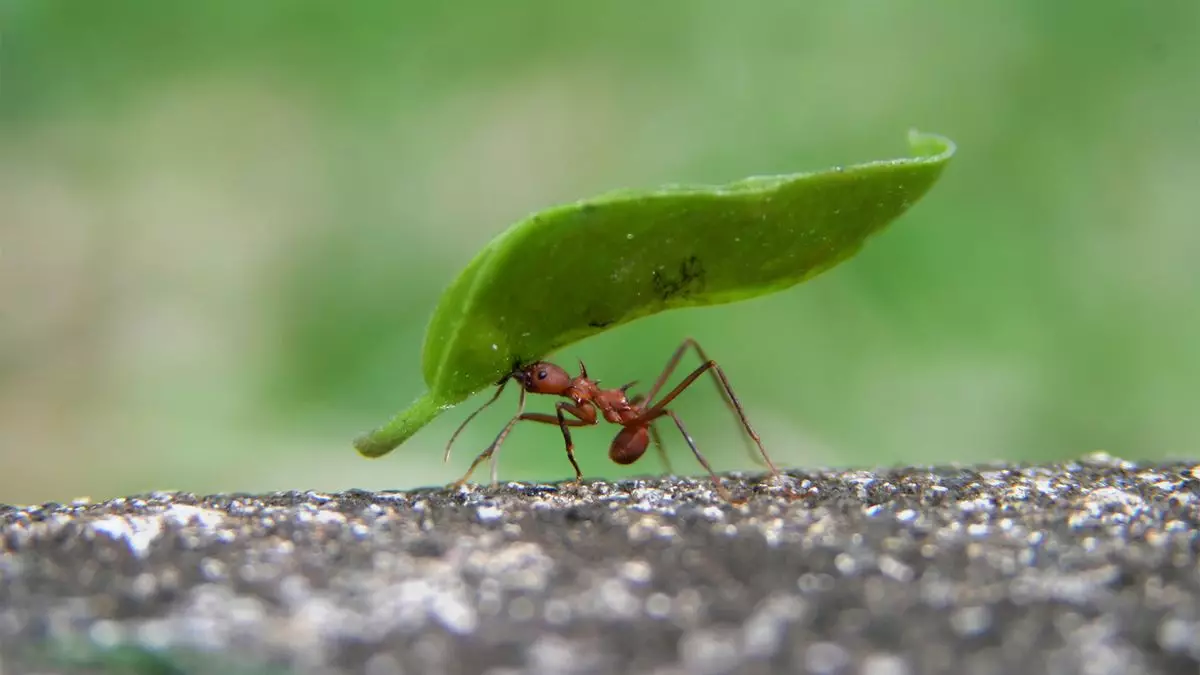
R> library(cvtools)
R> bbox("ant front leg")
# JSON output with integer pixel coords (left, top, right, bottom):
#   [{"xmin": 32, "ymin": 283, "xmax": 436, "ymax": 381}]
[
  {"xmin": 488, "ymin": 402, "xmax": 597, "ymax": 484},
  {"xmin": 444, "ymin": 376, "xmax": 511, "ymax": 464},
  {"xmin": 453, "ymin": 388, "xmax": 527, "ymax": 489},
  {"xmin": 552, "ymin": 401, "xmax": 596, "ymax": 483},
  {"xmin": 453, "ymin": 399, "xmax": 595, "ymax": 488}
]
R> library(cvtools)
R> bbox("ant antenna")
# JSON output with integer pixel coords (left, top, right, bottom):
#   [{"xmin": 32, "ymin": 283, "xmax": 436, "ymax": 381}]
[{"xmin": 444, "ymin": 375, "xmax": 512, "ymax": 463}]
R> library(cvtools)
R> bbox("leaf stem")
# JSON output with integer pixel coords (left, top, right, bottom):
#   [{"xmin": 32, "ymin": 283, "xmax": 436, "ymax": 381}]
[{"xmin": 353, "ymin": 391, "xmax": 449, "ymax": 457}]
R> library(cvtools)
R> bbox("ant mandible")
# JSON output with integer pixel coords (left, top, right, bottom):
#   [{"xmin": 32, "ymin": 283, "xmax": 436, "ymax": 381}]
[{"xmin": 444, "ymin": 338, "xmax": 781, "ymax": 502}]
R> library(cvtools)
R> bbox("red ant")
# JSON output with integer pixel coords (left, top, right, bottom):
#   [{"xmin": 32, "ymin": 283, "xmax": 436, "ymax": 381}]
[{"xmin": 444, "ymin": 338, "xmax": 782, "ymax": 502}]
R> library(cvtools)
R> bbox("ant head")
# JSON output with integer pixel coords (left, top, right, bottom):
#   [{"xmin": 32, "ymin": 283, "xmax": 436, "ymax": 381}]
[{"xmin": 513, "ymin": 361, "xmax": 573, "ymax": 395}]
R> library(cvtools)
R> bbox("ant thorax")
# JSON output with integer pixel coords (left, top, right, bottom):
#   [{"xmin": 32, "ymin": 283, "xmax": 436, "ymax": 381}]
[
  {"xmin": 564, "ymin": 384, "xmax": 590, "ymax": 406},
  {"xmin": 591, "ymin": 387, "xmax": 636, "ymax": 424}
]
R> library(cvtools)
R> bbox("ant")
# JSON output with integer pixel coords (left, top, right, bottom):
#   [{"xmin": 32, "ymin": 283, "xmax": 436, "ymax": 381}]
[{"xmin": 444, "ymin": 338, "xmax": 782, "ymax": 502}]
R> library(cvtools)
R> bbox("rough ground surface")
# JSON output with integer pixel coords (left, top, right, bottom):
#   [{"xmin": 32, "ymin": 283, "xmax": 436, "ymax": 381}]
[{"xmin": 2, "ymin": 453, "xmax": 1200, "ymax": 675}]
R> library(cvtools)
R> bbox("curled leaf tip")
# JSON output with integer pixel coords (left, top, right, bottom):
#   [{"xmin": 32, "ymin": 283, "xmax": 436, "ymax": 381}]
[{"xmin": 907, "ymin": 129, "xmax": 956, "ymax": 158}]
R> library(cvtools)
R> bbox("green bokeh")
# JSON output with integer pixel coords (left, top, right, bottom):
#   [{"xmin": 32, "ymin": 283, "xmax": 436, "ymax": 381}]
[{"xmin": 3, "ymin": 0, "xmax": 1197, "ymax": 504}]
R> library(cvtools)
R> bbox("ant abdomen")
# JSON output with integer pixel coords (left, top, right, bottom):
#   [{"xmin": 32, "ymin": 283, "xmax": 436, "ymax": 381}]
[{"xmin": 610, "ymin": 426, "xmax": 650, "ymax": 465}]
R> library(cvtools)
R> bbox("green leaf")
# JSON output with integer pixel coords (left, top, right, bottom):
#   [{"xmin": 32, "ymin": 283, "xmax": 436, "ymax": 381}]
[{"xmin": 354, "ymin": 129, "xmax": 957, "ymax": 457}]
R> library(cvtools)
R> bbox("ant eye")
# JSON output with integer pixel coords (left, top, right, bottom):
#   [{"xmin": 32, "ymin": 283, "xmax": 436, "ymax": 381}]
[{"xmin": 537, "ymin": 370, "xmax": 547, "ymax": 380}]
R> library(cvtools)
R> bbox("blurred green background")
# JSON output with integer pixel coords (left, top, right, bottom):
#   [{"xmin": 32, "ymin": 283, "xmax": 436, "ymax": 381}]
[{"xmin": 2, "ymin": 1, "xmax": 1197, "ymax": 505}]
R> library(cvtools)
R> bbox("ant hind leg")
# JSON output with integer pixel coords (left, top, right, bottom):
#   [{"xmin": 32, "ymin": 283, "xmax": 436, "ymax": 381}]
[
  {"xmin": 630, "ymin": 392, "xmax": 673, "ymax": 475},
  {"xmin": 647, "ymin": 358, "xmax": 780, "ymax": 479},
  {"xmin": 661, "ymin": 409, "xmax": 740, "ymax": 504},
  {"xmin": 644, "ymin": 339, "xmax": 777, "ymax": 473},
  {"xmin": 648, "ymin": 422, "xmax": 672, "ymax": 475}
]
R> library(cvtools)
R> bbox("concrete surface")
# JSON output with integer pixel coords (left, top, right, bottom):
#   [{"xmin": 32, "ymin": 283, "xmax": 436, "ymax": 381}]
[{"xmin": 2, "ymin": 453, "xmax": 1200, "ymax": 675}]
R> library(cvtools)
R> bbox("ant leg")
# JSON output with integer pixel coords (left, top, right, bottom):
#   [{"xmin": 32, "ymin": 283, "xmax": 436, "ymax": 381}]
[
  {"xmin": 444, "ymin": 377, "xmax": 511, "ymax": 463},
  {"xmin": 646, "ymin": 408, "xmax": 738, "ymax": 503},
  {"xmin": 555, "ymin": 403, "xmax": 587, "ymax": 483},
  {"xmin": 511, "ymin": 406, "xmax": 596, "ymax": 483},
  {"xmin": 643, "ymin": 338, "xmax": 703, "ymax": 403},
  {"xmin": 631, "ymin": 393, "xmax": 673, "ymax": 475},
  {"xmin": 453, "ymin": 389, "xmax": 526, "ymax": 489},
  {"xmin": 648, "ymin": 422, "xmax": 673, "ymax": 474},
  {"xmin": 454, "ymin": 408, "xmax": 593, "ymax": 488},
  {"xmin": 646, "ymin": 360, "xmax": 780, "ymax": 477},
  {"xmin": 643, "ymin": 338, "xmax": 768, "ymax": 470}
]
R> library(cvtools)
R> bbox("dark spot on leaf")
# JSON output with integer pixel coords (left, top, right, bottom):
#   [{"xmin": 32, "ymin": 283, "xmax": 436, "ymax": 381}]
[
  {"xmin": 652, "ymin": 255, "xmax": 707, "ymax": 301},
  {"xmin": 588, "ymin": 319, "xmax": 614, "ymax": 328}
]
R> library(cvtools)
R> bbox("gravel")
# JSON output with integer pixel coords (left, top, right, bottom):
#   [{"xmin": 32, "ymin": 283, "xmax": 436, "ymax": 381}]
[{"xmin": 3, "ymin": 452, "xmax": 1200, "ymax": 675}]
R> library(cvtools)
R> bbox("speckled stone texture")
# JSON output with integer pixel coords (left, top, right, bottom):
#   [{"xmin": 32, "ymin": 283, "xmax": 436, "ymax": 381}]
[{"xmin": 2, "ymin": 453, "xmax": 1200, "ymax": 675}]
